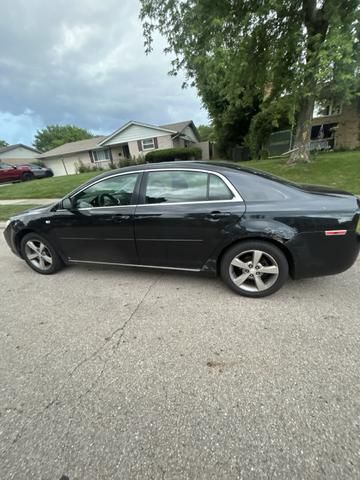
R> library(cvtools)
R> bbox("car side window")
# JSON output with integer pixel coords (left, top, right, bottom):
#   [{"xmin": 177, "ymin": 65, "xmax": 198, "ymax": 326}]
[
  {"xmin": 208, "ymin": 174, "xmax": 233, "ymax": 200},
  {"xmin": 145, "ymin": 171, "xmax": 208, "ymax": 204},
  {"xmin": 73, "ymin": 173, "xmax": 139, "ymax": 208}
]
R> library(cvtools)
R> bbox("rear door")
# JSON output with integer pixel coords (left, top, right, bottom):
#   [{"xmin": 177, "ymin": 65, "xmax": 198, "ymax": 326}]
[{"xmin": 134, "ymin": 169, "xmax": 245, "ymax": 269}]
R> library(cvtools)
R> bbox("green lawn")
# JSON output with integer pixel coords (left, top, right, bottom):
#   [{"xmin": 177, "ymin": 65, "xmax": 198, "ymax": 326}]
[
  {"xmin": 244, "ymin": 151, "xmax": 360, "ymax": 194},
  {"xmin": 0, "ymin": 151, "xmax": 359, "ymax": 200},
  {"xmin": 0, "ymin": 205, "xmax": 40, "ymax": 221},
  {"xmin": 0, "ymin": 171, "xmax": 100, "ymax": 200}
]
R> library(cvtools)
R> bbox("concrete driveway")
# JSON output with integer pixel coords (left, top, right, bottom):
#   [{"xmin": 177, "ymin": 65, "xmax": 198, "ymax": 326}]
[{"xmin": 0, "ymin": 235, "xmax": 359, "ymax": 480}]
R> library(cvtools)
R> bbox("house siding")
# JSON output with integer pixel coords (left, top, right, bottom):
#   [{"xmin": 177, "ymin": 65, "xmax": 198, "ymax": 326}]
[
  {"xmin": 312, "ymin": 99, "xmax": 360, "ymax": 150},
  {"xmin": 102, "ymin": 124, "xmax": 174, "ymax": 146},
  {"xmin": 157, "ymin": 134, "xmax": 173, "ymax": 150},
  {"xmin": 0, "ymin": 146, "xmax": 39, "ymax": 165},
  {"xmin": 182, "ymin": 126, "xmax": 198, "ymax": 143},
  {"xmin": 173, "ymin": 137, "xmax": 185, "ymax": 147},
  {"xmin": 129, "ymin": 134, "xmax": 174, "ymax": 157},
  {"xmin": 110, "ymin": 145, "xmax": 125, "ymax": 163}
]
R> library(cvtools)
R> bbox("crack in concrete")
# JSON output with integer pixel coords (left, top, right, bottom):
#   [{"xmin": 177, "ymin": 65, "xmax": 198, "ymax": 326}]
[{"xmin": 1, "ymin": 274, "xmax": 162, "ymax": 457}]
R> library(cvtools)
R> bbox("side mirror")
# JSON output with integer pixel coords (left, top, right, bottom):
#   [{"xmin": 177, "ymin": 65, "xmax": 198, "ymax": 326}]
[{"xmin": 62, "ymin": 197, "xmax": 76, "ymax": 210}]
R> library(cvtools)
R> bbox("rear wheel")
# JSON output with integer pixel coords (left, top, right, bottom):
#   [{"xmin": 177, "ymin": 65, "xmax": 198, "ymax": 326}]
[
  {"xmin": 20, "ymin": 233, "xmax": 64, "ymax": 274},
  {"xmin": 220, "ymin": 241, "xmax": 289, "ymax": 298},
  {"xmin": 21, "ymin": 172, "xmax": 33, "ymax": 181}
]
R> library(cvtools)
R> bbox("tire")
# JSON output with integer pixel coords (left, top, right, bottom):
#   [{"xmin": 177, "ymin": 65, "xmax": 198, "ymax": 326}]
[
  {"xmin": 220, "ymin": 240, "xmax": 289, "ymax": 298},
  {"xmin": 21, "ymin": 172, "xmax": 33, "ymax": 182},
  {"xmin": 20, "ymin": 233, "xmax": 64, "ymax": 275}
]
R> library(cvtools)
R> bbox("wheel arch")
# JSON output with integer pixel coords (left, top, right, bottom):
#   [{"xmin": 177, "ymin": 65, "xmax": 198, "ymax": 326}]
[
  {"xmin": 14, "ymin": 228, "xmax": 36, "ymax": 257},
  {"xmin": 217, "ymin": 236, "xmax": 295, "ymax": 278}
]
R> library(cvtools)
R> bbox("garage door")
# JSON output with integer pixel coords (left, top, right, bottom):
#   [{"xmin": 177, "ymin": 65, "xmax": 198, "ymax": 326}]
[{"xmin": 43, "ymin": 158, "xmax": 77, "ymax": 176}]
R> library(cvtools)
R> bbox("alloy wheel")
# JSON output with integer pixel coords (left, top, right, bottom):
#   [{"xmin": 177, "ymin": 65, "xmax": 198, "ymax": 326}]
[
  {"xmin": 229, "ymin": 249, "xmax": 280, "ymax": 293},
  {"xmin": 24, "ymin": 240, "xmax": 53, "ymax": 271}
]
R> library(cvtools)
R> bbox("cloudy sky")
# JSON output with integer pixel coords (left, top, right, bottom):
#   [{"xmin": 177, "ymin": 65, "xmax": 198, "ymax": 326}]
[{"xmin": 0, "ymin": 0, "xmax": 208, "ymax": 145}]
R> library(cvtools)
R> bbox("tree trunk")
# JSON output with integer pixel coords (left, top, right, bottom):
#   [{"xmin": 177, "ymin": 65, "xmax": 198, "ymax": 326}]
[
  {"xmin": 288, "ymin": 0, "xmax": 329, "ymax": 164},
  {"xmin": 288, "ymin": 96, "xmax": 314, "ymax": 164}
]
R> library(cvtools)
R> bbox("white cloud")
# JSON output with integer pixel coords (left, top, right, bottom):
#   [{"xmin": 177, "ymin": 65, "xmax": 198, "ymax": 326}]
[
  {"xmin": 0, "ymin": 110, "xmax": 44, "ymax": 145},
  {"xmin": 52, "ymin": 24, "xmax": 97, "ymax": 63},
  {"xmin": 0, "ymin": 0, "xmax": 209, "ymax": 145}
]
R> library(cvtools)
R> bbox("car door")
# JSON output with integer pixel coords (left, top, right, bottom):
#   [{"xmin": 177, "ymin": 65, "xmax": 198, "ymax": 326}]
[
  {"xmin": 49, "ymin": 172, "xmax": 141, "ymax": 264},
  {"xmin": 134, "ymin": 169, "xmax": 245, "ymax": 269},
  {"xmin": 0, "ymin": 163, "xmax": 17, "ymax": 182},
  {"xmin": 0, "ymin": 163, "xmax": 7, "ymax": 183}
]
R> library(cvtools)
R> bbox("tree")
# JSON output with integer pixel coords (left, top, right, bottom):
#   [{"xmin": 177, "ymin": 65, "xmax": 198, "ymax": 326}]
[
  {"xmin": 140, "ymin": 0, "xmax": 359, "ymax": 163},
  {"xmin": 33, "ymin": 125, "xmax": 94, "ymax": 152},
  {"xmin": 0, "ymin": 139, "xmax": 9, "ymax": 148},
  {"xmin": 198, "ymin": 124, "xmax": 215, "ymax": 142},
  {"xmin": 246, "ymin": 98, "xmax": 293, "ymax": 159}
]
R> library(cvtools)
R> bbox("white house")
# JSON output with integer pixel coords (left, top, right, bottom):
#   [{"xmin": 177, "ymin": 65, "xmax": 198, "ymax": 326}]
[
  {"xmin": 0, "ymin": 144, "xmax": 41, "ymax": 165},
  {"xmin": 39, "ymin": 120, "xmax": 202, "ymax": 176}
]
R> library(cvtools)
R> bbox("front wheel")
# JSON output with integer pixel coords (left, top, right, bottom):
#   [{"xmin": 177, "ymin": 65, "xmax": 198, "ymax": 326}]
[
  {"xmin": 220, "ymin": 241, "xmax": 289, "ymax": 298},
  {"xmin": 20, "ymin": 233, "xmax": 64, "ymax": 274},
  {"xmin": 21, "ymin": 172, "xmax": 33, "ymax": 182}
]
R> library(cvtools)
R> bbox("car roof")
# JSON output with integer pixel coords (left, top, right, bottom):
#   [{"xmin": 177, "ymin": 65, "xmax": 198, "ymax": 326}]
[
  {"xmin": 68, "ymin": 160, "xmax": 302, "ymax": 199},
  {"xmin": 95, "ymin": 161, "xmax": 246, "ymax": 177},
  {"xmin": 93, "ymin": 161, "xmax": 297, "ymax": 186}
]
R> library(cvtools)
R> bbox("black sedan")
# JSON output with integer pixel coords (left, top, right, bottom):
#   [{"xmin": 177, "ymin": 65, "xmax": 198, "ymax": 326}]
[{"xmin": 3, "ymin": 162, "xmax": 360, "ymax": 297}]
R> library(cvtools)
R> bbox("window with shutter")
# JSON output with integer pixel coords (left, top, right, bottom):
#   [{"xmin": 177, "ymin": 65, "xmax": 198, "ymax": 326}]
[{"xmin": 142, "ymin": 138, "xmax": 156, "ymax": 150}]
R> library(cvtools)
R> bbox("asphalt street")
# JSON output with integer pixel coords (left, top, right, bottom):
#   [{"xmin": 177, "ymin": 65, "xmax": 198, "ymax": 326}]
[{"xmin": 0, "ymin": 234, "xmax": 359, "ymax": 479}]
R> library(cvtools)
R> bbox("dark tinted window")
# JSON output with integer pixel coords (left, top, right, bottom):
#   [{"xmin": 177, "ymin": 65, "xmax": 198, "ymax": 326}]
[
  {"xmin": 73, "ymin": 173, "xmax": 139, "ymax": 208},
  {"xmin": 145, "ymin": 171, "xmax": 208, "ymax": 204},
  {"xmin": 209, "ymin": 174, "xmax": 233, "ymax": 200},
  {"xmin": 227, "ymin": 171, "xmax": 292, "ymax": 201}
]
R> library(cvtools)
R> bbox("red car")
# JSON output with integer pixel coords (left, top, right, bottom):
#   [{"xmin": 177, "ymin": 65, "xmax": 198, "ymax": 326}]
[{"xmin": 0, "ymin": 162, "xmax": 34, "ymax": 184}]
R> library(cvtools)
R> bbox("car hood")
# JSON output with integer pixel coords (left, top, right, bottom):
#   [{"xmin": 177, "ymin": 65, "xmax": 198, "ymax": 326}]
[{"xmin": 10, "ymin": 202, "xmax": 57, "ymax": 221}]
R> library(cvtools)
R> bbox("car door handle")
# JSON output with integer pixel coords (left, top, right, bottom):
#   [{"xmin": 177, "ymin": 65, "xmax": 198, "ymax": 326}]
[
  {"xmin": 207, "ymin": 211, "xmax": 232, "ymax": 220},
  {"xmin": 110, "ymin": 214, "xmax": 130, "ymax": 222}
]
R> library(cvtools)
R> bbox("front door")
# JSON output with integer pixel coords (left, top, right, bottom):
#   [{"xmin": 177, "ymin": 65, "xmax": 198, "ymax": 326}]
[
  {"xmin": 0, "ymin": 163, "xmax": 18, "ymax": 183},
  {"xmin": 49, "ymin": 172, "xmax": 141, "ymax": 264},
  {"xmin": 134, "ymin": 169, "xmax": 245, "ymax": 269}
]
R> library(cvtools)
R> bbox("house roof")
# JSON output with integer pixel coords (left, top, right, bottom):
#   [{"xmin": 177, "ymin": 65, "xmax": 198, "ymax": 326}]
[
  {"xmin": 160, "ymin": 120, "xmax": 192, "ymax": 132},
  {"xmin": 98, "ymin": 121, "xmax": 177, "ymax": 147},
  {"xmin": 40, "ymin": 119, "xmax": 199, "ymax": 158},
  {"xmin": 160, "ymin": 120, "xmax": 201, "ymax": 141},
  {"xmin": 40, "ymin": 136, "xmax": 106, "ymax": 158},
  {"xmin": 0, "ymin": 143, "xmax": 41, "ymax": 155}
]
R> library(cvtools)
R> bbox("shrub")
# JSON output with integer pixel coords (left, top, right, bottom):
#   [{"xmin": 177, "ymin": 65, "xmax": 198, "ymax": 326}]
[
  {"xmin": 76, "ymin": 160, "xmax": 103, "ymax": 173},
  {"xmin": 145, "ymin": 147, "xmax": 202, "ymax": 163},
  {"xmin": 131, "ymin": 155, "xmax": 146, "ymax": 165}
]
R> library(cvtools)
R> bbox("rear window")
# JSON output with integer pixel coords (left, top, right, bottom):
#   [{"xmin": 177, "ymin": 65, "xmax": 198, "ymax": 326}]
[{"xmin": 227, "ymin": 171, "xmax": 294, "ymax": 201}]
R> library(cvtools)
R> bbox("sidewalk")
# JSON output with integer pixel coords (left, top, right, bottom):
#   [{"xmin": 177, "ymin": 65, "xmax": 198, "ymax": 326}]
[{"xmin": 0, "ymin": 198, "xmax": 60, "ymax": 205}]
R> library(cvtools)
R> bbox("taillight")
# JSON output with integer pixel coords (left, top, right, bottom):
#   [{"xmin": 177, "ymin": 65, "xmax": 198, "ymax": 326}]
[{"xmin": 325, "ymin": 230, "xmax": 347, "ymax": 236}]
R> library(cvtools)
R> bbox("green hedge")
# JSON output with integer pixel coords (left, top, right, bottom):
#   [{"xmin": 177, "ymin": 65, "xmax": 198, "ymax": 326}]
[{"xmin": 145, "ymin": 147, "xmax": 202, "ymax": 163}]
